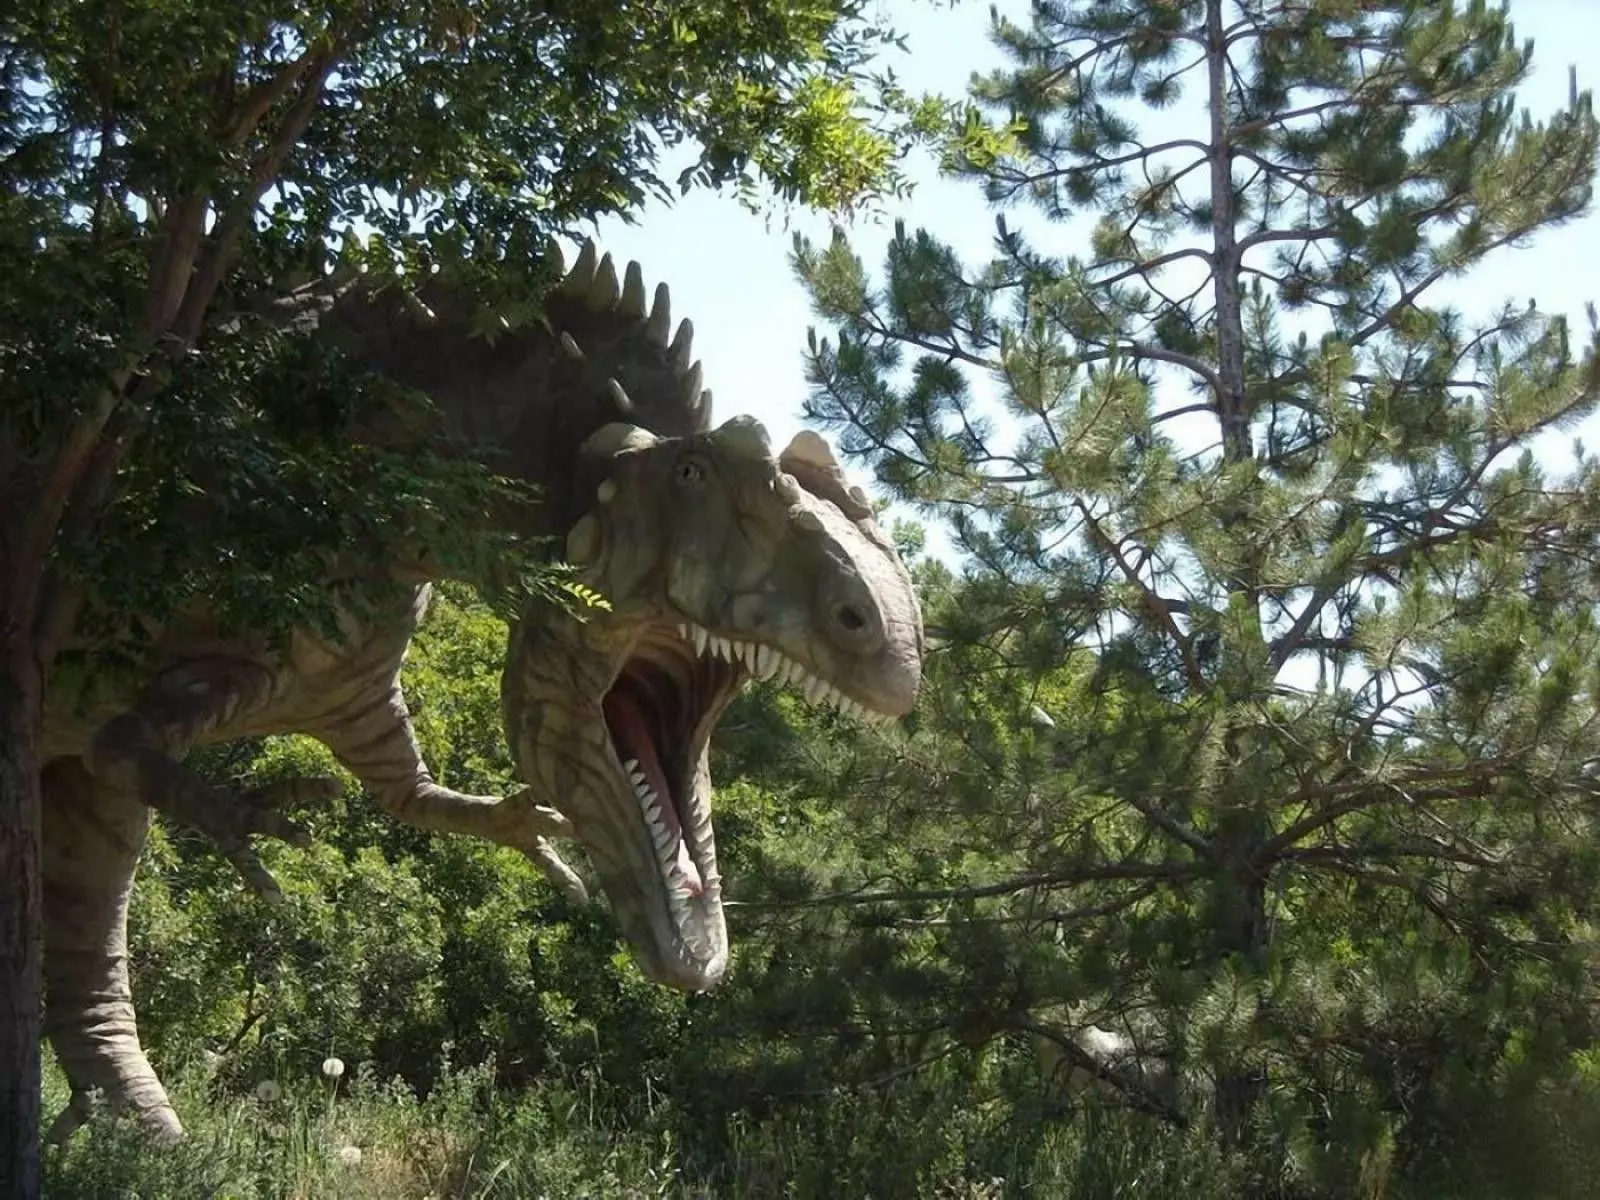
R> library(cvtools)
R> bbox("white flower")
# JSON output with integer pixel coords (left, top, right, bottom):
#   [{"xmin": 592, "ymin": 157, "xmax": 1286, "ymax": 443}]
[
  {"xmin": 321, "ymin": 1056, "xmax": 346, "ymax": 1080},
  {"xmin": 254, "ymin": 1079, "xmax": 282, "ymax": 1103},
  {"xmin": 337, "ymin": 1145, "xmax": 363, "ymax": 1167}
]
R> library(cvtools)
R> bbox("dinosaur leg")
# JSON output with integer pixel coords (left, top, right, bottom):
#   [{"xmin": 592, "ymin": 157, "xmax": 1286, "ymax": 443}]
[
  {"xmin": 85, "ymin": 658, "xmax": 331, "ymax": 901},
  {"xmin": 41, "ymin": 757, "xmax": 182, "ymax": 1144},
  {"xmin": 312, "ymin": 680, "xmax": 588, "ymax": 901}
]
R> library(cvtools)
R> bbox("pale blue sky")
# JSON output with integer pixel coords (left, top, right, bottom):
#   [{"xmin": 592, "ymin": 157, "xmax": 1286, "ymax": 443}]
[
  {"xmin": 577, "ymin": 0, "xmax": 1600, "ymax": 499},
  {"xmin": 569, "ymin": 0, "xmax": 1593, "ymax": 579}
]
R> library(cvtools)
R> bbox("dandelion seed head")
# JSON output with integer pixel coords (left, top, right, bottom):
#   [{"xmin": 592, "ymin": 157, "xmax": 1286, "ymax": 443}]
[
  {"xmin": 255, "ymin": 1079, "xmax": 282, "ymax": 1103},
  {"xmin": 338, "ymin": 1145, "xmax": 363, "ymax": 1166},
  {"xmin": 321, "ymin": 1056, "xmax": 346, "ymax": 1079}
]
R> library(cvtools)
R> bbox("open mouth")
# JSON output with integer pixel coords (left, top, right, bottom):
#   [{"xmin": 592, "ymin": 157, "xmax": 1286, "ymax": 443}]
[
  {"xmin": 597, "ymin": 623, "xmax": 895, "ymax": 879},
  {"xmin": 599, "ymin": 624, "xmax": 740, "ymax": 918},
  {"xmin": 592, "ymin": 619, "xmax": 900, "ymax": 980}
]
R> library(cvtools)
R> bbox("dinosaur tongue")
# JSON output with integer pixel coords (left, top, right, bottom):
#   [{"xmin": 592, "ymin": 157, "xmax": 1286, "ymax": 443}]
[{"xmin": 603, "ymin": 670, "xmax": 704, "ymax": 895}]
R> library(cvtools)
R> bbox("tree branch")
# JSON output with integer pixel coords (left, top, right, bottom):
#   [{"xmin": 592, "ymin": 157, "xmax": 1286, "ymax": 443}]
[
  {"xmin": 1075, "ymin": 500, "xmax": 1208, "ymax": 693},
  {"xmin": 725, "ymin": 861, "xmax": 1201, "ymax": 911}
]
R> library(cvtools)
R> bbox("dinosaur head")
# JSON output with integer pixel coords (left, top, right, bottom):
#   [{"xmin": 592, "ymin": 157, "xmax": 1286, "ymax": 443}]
[{"xmin": 503, "ymin": 416, "xmax": 922, "ymax": 989}]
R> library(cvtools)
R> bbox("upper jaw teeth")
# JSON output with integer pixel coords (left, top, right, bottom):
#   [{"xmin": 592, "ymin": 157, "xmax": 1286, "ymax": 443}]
[{"xmin": 676, "ymin": 622, "xmax": 894, "ymax": 726}]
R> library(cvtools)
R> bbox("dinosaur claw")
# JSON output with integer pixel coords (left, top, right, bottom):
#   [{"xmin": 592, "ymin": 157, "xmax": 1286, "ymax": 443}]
[
  {"xmin": 530, "ymin": 837, "xmax": 588, "ymax": 904},
  {"xmin": 244, "ymin": 775, "xmax": 344, "ymax": 811},
  {"xmin": 283, "ymin": 824, "xmax": 312, "ymax": 849},
  {"xmin": 229, "ymin": 848, "xmax": 284, "ymax": 904},
  {"xmin": 506, "ymin": 787, "xmax": 577, "ymax": 839}
]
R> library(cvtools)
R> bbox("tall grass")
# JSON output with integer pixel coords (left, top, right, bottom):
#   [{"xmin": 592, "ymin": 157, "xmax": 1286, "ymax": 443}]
[{"xmin": 42, "ymin": 1048, "xmax": 1600, "ymax": 1199}]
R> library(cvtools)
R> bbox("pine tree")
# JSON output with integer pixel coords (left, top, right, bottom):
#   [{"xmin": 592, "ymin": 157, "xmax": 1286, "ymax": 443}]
[{"xmin": 793, "ymin": 0, "xmax": 1600, "ymax": 1183}]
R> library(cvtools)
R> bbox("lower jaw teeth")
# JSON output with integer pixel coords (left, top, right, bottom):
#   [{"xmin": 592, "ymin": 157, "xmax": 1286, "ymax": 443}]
[{"xmin": 622, "ymin": 757, "xmax": 708, "ymax": 902}]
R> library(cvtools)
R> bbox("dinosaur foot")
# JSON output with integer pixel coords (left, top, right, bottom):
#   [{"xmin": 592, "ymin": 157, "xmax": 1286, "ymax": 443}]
[{"xmin": 46, "ymin": 1088, "xmax": 185, "ymax": 1147}]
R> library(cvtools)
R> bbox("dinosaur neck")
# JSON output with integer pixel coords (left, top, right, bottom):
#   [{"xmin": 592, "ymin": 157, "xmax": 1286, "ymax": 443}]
[{"xmin": 322, "ymin": 260, "xmax": 708, "ymax": 565}]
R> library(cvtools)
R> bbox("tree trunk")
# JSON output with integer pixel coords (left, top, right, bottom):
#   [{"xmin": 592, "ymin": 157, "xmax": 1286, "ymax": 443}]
[
  {"xmin": 1202, "ymin": 0, "xmax": 1270, "ymax": 1149},
  {"xmin": 1211, "ymin": 852, "xmax": 1270, "ymax": 1147},
  {"xmin": 0, "ymin": 615, "xmax": 44, "ymax": 1200}
]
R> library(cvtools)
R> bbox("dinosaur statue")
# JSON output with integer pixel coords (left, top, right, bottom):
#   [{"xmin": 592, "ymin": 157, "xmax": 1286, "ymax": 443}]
[{"xmin": 38, "ymin": 244, "xmax": 925, "ymax": 1142}]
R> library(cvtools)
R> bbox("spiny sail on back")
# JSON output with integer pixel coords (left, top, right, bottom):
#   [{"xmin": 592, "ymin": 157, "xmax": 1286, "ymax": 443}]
[
  {"xmin": 327, "ymin": 238, "xmax": 714, "ymax": 529},
  {"xmin": 542, "ymin": 238, "xmax": 714, "ymax": 437},
  {"xmin": 34, "ymin": 234, "xmax": 926, "ymax": 1147}
]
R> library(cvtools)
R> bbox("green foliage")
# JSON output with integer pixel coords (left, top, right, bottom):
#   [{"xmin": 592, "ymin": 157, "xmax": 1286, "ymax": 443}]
[
  {"xmin": 77, "ymin": 565, "xmax": 1600, "ymax": 1198},
  {"xmin": 39, "ymin": 1050, "xmax": 1230, "ymax": 1199},
  {"xmin": 3, "ymin": 0, "xmax": 916, "ymax": 257},
  {"xmin": 0, "ymin": 0, "xmax": 925, "ymax": 656},
  {"xmin": 783, "ymin": 0, "xmax": 1600, "ymax": 1190},
  {"xmin": 129, "ymin": 586, "xmax": 690, "ymax": 1097},
  {"xmin": 27, "ymin": 3, "xmax": 1600, "ymax": 1196}
]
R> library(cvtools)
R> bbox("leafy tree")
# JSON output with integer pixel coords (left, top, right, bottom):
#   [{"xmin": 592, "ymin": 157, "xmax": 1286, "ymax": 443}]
[
  {"xmin": 0, "ymin": 0, "xmax": 925, "ymax": 1189},
  {"xmin": 791, "ymin": 0, "xmax": 1600, "ymax": 1188}
]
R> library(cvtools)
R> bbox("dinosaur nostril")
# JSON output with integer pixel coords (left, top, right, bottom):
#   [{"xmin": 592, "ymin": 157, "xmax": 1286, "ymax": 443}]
[{"xmin": 835, "ymin": 604, "xmax": 867, "ymax": 633}]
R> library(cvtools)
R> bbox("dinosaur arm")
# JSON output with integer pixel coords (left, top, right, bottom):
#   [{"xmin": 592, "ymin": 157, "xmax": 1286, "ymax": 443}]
[
  {"xmin": 314, "ymin": 682, "xmax": 588, "ymax": 902},
  {"xmin": 85, "ymin": 658, "xmax": 329, "ymax": 901}
]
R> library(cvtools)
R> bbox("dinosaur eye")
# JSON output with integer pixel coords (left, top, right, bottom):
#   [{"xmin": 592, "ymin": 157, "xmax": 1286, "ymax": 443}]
[{"xmin": 674, "ymin": 457, "xmax": 706, "ymax": 486}]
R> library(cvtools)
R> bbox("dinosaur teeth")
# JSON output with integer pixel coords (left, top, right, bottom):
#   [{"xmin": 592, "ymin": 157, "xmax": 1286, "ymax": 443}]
[
  {"xmin": 623, "ymin": 756, "xmax": 707, "ymax": 899},
  {"xmin": 676, "ymin": 621, "xmax": 897, "ymax": 725}
]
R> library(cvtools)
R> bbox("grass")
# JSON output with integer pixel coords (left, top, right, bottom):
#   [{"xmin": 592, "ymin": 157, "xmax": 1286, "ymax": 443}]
[
  {"xmin": 40, "ymin": 1050, "xmax": 1240, "ymax": 1200},
  {"xmin": 40, "ymin": 1048, "xmax": 1600, "ymax": 1199}
]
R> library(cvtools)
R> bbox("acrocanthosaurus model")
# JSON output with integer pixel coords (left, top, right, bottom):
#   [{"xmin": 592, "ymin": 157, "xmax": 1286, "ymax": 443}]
[{"xmin": 39, "ymin": 244, "xmax": 924, "ymax": 1142}]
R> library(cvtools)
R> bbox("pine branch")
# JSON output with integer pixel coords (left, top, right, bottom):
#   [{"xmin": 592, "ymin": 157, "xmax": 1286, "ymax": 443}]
[
  {"xmin": 725, "ymin": 860, "xmax": 1202, "ymax": 911},
  {"xmin": 1022, "ymin": 1021, "xmax": 1189, "ymax": 1128},
  {"xmin": 990, "ymin": 137, "xmax": 1211, "ymax": 194},
  {"xmin": 1074, "ymin": 341, "xmax": 1224, "ymax": 397},
  {"xmin": 863, "ymin": 884, "xmax": 1165, "ymax": 929},
  {"xmin": 1093, "ymin": 245, "xmax": 1214, "ymax": 288},
  {"xmin": 1304, "ymin": 860, "xmax": 1466, "ymax": 937},
  {"xmin": 1281, "ymin": 839, "xmax": 1501, "ymax": 870},
  {"xmin": 1235, "ymin": 224, "xmax": 1341, "ymax": 255},
  {"xmin": 1228, "ymin": 92, "xmax": 1434, "ymax": 145},
  {"xmin": 1258, "ymin": 757, "xmax": 1513, "ymax": 862},
  {"xmin": 1074, "ymin": 499, "xmax": 1207, "ymax": 692}
]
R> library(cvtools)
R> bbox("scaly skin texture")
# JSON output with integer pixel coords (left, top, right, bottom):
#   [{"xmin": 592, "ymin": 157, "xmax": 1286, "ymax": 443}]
[
  {"xmin": 507, "ymin": 417, "xmax": 922, "ymax": 988},
  {"xmin": 37, "ymin": 244, "xmax": 926, "ymax": 1141}
]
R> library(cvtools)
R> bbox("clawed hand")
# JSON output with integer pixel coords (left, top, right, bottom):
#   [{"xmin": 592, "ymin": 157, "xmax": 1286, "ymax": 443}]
[
  {"xmin": 212, "ymin": 775, "xmax": 342, "ymax": 904},
  {"xmin": 506, "ymin": 786, "xmax": 589, "ymax": 904},
  {"xmin": 210, "ymin": 775, "xmax": 591, "ymax": 909}
]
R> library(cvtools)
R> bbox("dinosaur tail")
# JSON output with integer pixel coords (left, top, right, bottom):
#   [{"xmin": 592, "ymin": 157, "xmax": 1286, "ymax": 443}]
[{"xmin": 41, "ymin": 757, "xmax": 183, "ymax": 1143}]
